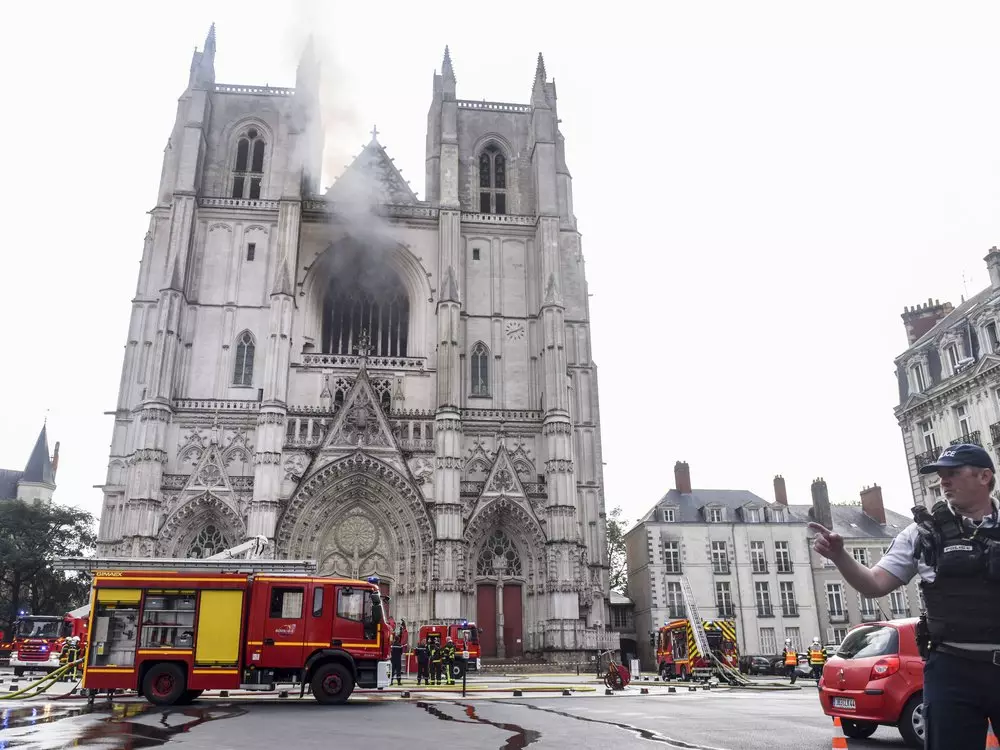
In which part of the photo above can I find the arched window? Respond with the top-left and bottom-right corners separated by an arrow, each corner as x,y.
321,246 -> 410,357
231,127 -> 266,200
187,524 -> 228,559
233,331 -> 255,386
478,143 -> 506,215
476,529 -> 522,577
471,342 -> 490,396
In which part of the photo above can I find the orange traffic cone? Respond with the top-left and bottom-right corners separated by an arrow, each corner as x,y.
831,716 -> 848,749
986,725 -> 999,748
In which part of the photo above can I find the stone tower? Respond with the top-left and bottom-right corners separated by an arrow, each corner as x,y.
97,31 -> 615,661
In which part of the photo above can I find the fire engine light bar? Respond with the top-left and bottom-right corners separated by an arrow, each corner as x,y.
53,557 -> 318,575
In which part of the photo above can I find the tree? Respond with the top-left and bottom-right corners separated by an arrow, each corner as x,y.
0,501 -> 96,632
607,506 -> 628,594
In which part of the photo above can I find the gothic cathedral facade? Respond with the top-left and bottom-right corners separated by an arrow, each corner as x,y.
97,28 -> 615,660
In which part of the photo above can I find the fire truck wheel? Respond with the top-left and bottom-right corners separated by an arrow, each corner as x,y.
13,668 -> 24,677
142,663 -> 187,706
311,662 -> 353,705
450,662 -> 466,680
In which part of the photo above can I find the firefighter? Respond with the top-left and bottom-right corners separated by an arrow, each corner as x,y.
430,639 -> 444,685
443,636 -> 457,685
782,638 -> 798,684
811,443 -> 1000,750
807,637 -> 826,680
390,635 -> 404,686
414,640 -> 430,685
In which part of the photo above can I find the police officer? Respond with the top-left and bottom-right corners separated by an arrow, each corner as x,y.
781,638 -> 798,684
443,636 -> 457,686
414,640 -> 430,686
390,635 -> 404,686
807,637 -> 826,680
810,444 -> 1000,750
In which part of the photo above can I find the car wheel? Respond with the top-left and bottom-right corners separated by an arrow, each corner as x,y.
311,662 -> 354,705
898,695 -> 925,748
142,663 -> 187,706
841,720 -> 878,739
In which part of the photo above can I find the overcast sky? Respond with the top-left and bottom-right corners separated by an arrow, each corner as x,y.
2,1 -> 1000,529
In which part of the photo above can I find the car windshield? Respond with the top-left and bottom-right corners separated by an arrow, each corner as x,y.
837,625 -> 899,659
15,619 -> 61,638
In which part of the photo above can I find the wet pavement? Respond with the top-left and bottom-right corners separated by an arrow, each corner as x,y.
0,686 -> 914,750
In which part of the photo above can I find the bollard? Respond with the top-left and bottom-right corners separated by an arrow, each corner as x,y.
605,689 -> 613,696
279,690 -> 289,698
219,690 -> 229,697
668,687 -> 676,693
688,686 -> 696,692
402,691 -> 411,698
702,685 -> 710,691
513,689 -> 523,697
640,688 -> 649,695
562,689 -> 571,696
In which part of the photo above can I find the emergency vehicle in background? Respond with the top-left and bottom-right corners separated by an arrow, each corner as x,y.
653,618 -> 740,681
406,620 -> 480,678
8,606 -> 90,676
55,536 -> 393,706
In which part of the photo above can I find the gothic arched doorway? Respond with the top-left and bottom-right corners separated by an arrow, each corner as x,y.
475,529 -> 524,659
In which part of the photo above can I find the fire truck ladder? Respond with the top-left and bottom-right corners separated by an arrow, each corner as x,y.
678,575 -> 750,686
54,557 -> 317,575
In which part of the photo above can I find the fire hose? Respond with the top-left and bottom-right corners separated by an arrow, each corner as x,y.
0,659 -> 84,699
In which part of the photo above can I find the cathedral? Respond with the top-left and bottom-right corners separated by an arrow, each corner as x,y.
96,26 -> 616,660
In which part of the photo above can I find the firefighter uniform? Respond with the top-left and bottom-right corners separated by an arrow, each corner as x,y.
443,638 -> 457,685
414,641 -> 430,685
430,643 -> 444,685
782,644 -> 798,684
807,642 -> 826,680
390,638 -> 404,686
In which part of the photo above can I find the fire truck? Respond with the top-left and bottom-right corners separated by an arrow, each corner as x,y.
652,618 -> 739,681
8,605 -> 90,676
56,539 -> 392,706
406,620 -> 480,679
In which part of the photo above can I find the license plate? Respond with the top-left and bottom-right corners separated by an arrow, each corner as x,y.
832,697 -> 856,710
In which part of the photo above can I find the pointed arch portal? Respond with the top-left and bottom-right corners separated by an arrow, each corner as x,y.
475,528 -> 524,658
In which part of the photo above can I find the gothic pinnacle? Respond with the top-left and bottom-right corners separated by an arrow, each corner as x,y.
442,45 -> 455,80
205,22 -> 216,53
535,52 -> 546,82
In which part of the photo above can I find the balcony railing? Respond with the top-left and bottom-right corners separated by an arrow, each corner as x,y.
751,562 -> 768,574
757,606 -> 774,617
776,561 -> 793,574
667,606 -> 684,619
782,605 -> 799,617
915,449 -> 939,469
991,422 -> 1000,445
860,611 -> 879,622
890,609 -> 909,618
712,563 -> 730,575
829,612 -> 849,623
950,430 -> 982,447
717,606 -> 735,618
664,564 -> 682,574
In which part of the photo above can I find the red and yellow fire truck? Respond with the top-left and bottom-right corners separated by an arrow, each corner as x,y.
57,555 -> 392,705
9,606 -> 90,676
653,618 -> 739,680
406,620 -> 480,679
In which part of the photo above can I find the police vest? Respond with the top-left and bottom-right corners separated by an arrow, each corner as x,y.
913,501 -> 1000,643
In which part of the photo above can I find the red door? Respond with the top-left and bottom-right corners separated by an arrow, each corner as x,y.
262,583 -> 306,668
502,584 -> 523,658
477,584 -> 496,657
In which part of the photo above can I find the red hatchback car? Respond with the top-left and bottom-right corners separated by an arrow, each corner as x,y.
818,618 -> 925,747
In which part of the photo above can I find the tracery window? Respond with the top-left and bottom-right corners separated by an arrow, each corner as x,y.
321,249 -> 409,357
476,529 -> 522,577
187,524 -> 228,558
478,143 -> 506,215
470,342 -> 490,396
231,127 -> 266,200
233,331 -> 255,386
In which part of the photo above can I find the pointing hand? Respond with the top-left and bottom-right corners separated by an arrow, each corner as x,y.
808,522 -> 844,560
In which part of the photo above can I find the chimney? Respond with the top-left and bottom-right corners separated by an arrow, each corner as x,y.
860,484 -> 886,525
51,441 -> 60,477
986,247 -> 1000,290
810,477 -> 833,530
674,461 -> 692,494
773,475 -> 788,506
901,298 -> 954,346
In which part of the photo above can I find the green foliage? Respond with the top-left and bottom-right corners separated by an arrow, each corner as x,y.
0,501 -> 96,633
607,506 -> 628,594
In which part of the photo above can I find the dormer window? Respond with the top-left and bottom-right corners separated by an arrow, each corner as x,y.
707,507 -> 723,523
946,343 -> 961,372
987,322 -> 1000,352
771,507 -> 787,523
478,143 -> 506,215
910,363 -> 926,393
661,508 -> 675,523
744,507 -> 762,523
231,127 -> 266,200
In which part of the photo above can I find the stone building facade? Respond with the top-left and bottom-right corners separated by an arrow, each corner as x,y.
94,28 -> 615,661
895,248 -> 1000,507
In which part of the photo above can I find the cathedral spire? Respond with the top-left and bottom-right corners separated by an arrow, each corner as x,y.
440,45 -> 456,100
531,52 -> 549,108
204,23 -> 217,58
295,35 -> 320,97
188,23 -> 217,89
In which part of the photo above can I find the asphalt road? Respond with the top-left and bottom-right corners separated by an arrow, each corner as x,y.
0,689 -> 912,750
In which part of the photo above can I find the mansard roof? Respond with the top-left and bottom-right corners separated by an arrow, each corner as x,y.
324,135 -> 418,205
638,487 -> 784,524
786,503 -> 911,539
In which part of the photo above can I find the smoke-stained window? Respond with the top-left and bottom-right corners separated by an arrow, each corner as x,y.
470,342 -> 490,396
321,247 -> 410,358
233,331 -> 255,386
231,127 -> 266,200
478,143 -> 507,215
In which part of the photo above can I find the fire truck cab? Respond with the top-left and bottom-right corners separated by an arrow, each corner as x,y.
407,620 -> 480,679
9,608 -> 89,676
58,554 -> 393,706
652,618 -> 739,681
